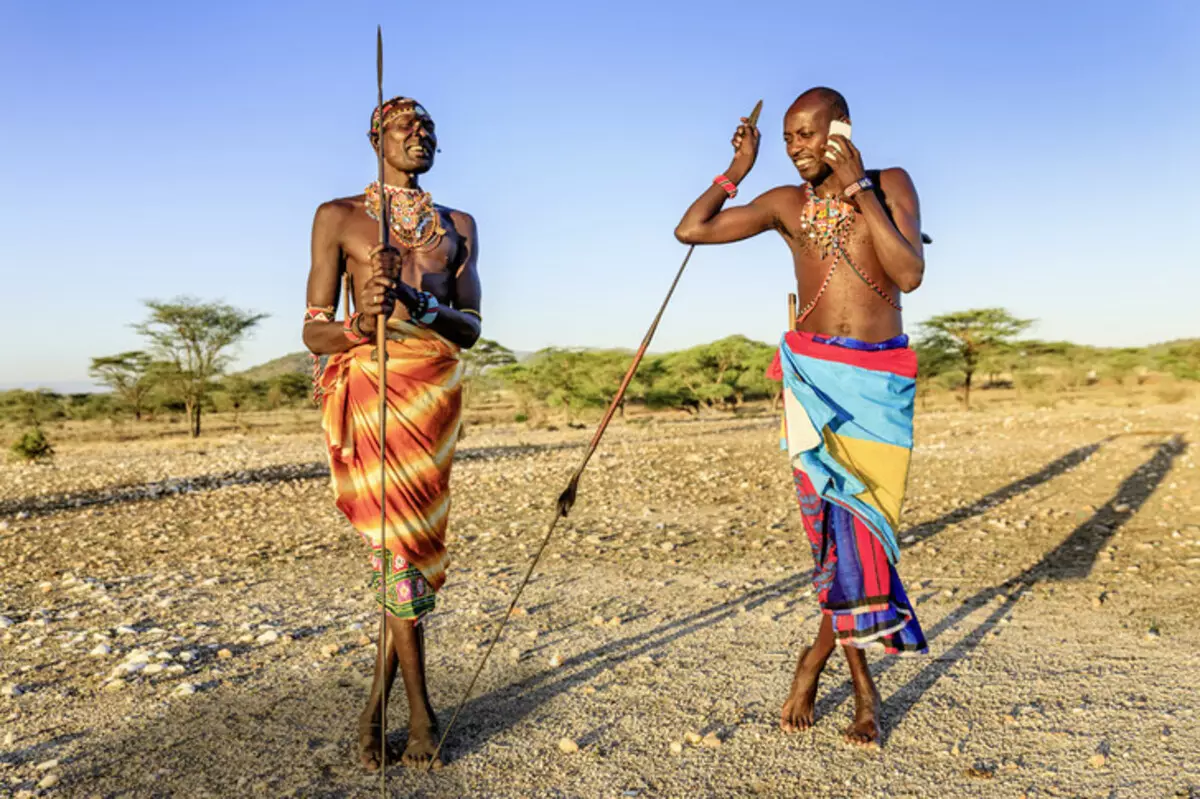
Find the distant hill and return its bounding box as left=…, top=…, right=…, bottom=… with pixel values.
left=238, top=348, right=539, bottom=380
left=236, top=352, right=312, bottom=381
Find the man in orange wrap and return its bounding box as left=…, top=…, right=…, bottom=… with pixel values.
left=302, top=96, right=481, bottom=770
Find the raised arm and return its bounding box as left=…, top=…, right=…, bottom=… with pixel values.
left=675, top=114, right=779, bottom=244
left=864, top=167, right=925, bottom=292
left=824, top=134, right=925, bottom=292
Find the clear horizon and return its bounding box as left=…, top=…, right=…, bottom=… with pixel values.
left=2, top=1, right=1197, bottom=392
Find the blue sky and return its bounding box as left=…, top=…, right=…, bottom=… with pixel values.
left=1, top=1, right=1197, bottom=390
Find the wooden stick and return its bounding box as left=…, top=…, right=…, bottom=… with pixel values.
left=787, top=292, right=797, bottom=331
left=374, top=24, right=391, bottom=791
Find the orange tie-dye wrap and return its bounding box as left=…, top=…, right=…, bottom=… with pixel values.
left=315, top=321, right=463, bottom=611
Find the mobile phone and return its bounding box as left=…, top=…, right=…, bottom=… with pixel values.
left=826, top=119, right=852, bottom=157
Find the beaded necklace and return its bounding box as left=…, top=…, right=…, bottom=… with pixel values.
left=794, top=183, right=901, bottom=325
left=364, top=181, right=446, bottom=251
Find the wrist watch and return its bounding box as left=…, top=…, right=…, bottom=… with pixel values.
left=842, top=176, right=873, bottom=199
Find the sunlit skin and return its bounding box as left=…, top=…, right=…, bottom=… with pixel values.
left=676, top=88, right=926, bottom=746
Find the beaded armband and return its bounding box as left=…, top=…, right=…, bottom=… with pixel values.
left=304, top=306, right=334, bottom=324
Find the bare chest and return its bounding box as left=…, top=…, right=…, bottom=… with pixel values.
left=343, top=204, right=461, bottom=295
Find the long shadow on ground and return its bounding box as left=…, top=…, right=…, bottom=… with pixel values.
left=813, top=434, right=1186, bottom=741
left=0, top=422, right=774, bottom=519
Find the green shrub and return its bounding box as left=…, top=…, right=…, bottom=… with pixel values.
left=9, top=427, right=54, bottom=462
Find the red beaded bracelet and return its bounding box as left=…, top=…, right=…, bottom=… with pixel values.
left=713, top=174, right=738, bottom=199
left=343, top=313, right=370, bottom=345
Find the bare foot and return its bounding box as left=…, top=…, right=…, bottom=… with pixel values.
left=401, top=717, right=443, bottom=770
left=843, top=687, right=882, bottom=748
left=357, top=717, right=384, bottom=772
left=781, top=646, right=826, bottom=733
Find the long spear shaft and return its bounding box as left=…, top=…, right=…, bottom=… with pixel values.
left=428, top=97, right=762, bottom=771
left=374, top=24, right=391, bottom=792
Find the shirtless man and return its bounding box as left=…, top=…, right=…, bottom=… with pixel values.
left=676, top=87, right=929, bottom=746
left=303, top=96, right=481, bottom=769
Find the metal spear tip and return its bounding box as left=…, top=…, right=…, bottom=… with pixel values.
left=747, top=99, right=763, bottom=128
left=557, top=478, right=580, bottom=518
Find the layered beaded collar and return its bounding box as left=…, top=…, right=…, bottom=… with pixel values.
left=364, top=181, right=446, bottom=251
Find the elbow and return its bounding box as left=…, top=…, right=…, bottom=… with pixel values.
left=897, top=259, right=925, bottom=293
left=674, top=223, right=699, bottom=244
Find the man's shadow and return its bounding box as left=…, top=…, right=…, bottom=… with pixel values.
left=812, top=434, right=1186, bottom=741
left=434, top=436, right=1117, bottom=760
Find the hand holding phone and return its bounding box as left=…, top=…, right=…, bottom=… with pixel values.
left=826, top=119, right=852, bottom=155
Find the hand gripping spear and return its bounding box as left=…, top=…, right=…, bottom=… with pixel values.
left=374, top=24, right=393, bottom=792
left=428, top=100, right=764, bottom=770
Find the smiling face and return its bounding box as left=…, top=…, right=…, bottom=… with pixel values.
left=370, top=98, right=437, bottom=175
left=782, top=89, right=849, bottom=183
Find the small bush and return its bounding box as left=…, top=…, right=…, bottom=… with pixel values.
left=513, top=413, right=529, bottom=423
left=9, top=427, right=54, bottom=462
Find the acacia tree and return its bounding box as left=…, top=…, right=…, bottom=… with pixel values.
left=459, top=338, right=517, bottom=406
left=917, top=308, right=1032, bottom=409
left=135, top=298, right=266, bottom=437
left=89, top=351, right=155, bottom=420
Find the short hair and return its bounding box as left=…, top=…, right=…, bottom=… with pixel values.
left=795, top=87, right=850, bottom=121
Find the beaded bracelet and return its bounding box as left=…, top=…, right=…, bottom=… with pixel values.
left=411, top=292, right=440, bottom=326
left=842, top=176, right=873, bottom=199
left=343, top=313, right=370, bottom=345
left=713, top=174, right=738, bottom=199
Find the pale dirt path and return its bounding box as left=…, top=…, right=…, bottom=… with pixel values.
left=2, top=403, right=1199, bottom=797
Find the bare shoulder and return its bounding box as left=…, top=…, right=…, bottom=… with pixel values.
left=877, top=168, right=919, bottom=205
left=757, top=184, right=806, bottom=207
left=442, top=207, right=478, bottom=237
left=313, top=195, right=362, bottom=231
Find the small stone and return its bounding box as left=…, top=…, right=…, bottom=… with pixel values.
left=1114, top=503, right=1130, bottom=513
left=510, top=607, right=528, bottom=617
left=173, top=683, right=196, bottom=697
left=591, top=616, right=606, bottom=627
left=701, top=732, right=722, bottom=748
left=1161, top=726, right=1171, bottom=740
left=2, top=683, right=23, bottom=698
left=607, top=616, right=623, bottom=627
left=548, top=653, right=564, bottom=668
left=256, top=630, right=280, bottom=645
left=144, top=663, right=165, bottom=676
left=217, top=648, right=233, bottom=659
left=4, top=731, right=14, bottom=747
left=684, top=731, right=703, bottom=746
left=38, top=773, right=61, bottom=789
left=178, top=651, right=196, bottom=663
left=669, top=741, right=683, bottom=755
left=1088, top=753, right=1107, bottom=769
left=0, top=616, right=13, bottom=628
left=557, top=737, right=579, bottom=754
left=39, top=582, right=54, bottom=593
left=116, top=626, right=137, bottom=636
left=122, top=661, right=147, bottom=675
left=35, top=759, right=59, bottom=771
left=89, top=643, right=112, bottom=657
left=357, top=635, right=372, bottom=647
left=103, top=680, right=126, bottom=693
left=659, top=542, right=675, bottom=553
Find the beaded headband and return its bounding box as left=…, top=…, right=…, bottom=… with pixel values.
left=369, top=96, right=432, bottom=137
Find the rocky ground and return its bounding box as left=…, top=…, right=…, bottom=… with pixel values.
left=2, top=401, right=1199, bottom=798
